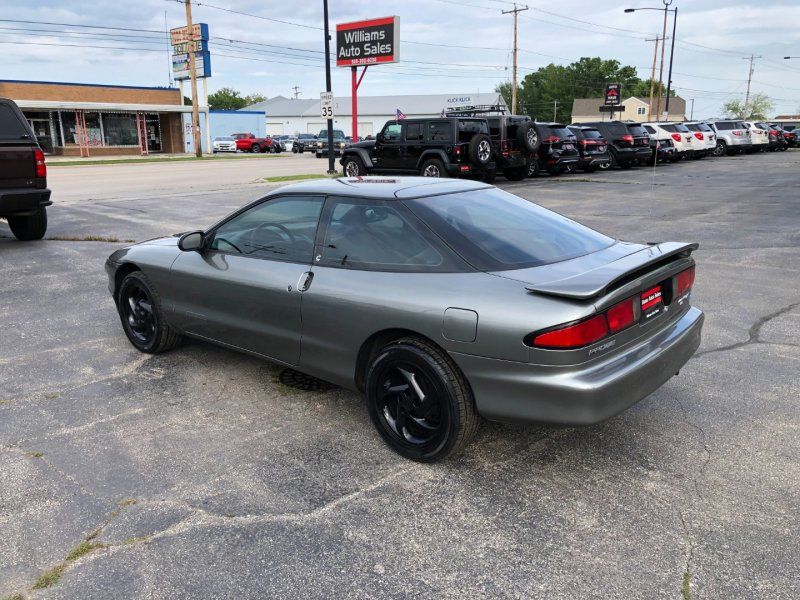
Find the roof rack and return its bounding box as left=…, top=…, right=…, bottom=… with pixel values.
left=445, top=104, right=508, bottom=117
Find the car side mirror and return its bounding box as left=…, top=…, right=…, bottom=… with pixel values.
left=376, top=133, right=384, bottom=142
left=178, top=230, right=205, bottom=252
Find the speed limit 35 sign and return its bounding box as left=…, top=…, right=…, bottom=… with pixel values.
left=320, top=92, right=334, bottom=119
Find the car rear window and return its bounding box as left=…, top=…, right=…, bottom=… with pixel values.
left=405, top=188, right=614, bottom=271
left=626, top=125, right=648, bottom=137
left=715, top=122, right=736, bottom=130
left=685, top=123, right=711, bottom=132
left=457, top=120, right=488, bottom=143
left=567, top=127, right=584, bottom=140
left=0, top=104, right=31, bottom=140
left=580, top=128, right=603, bottom=139
left=674, top=124, right=690, bottom=133
left=548, top=125, right=575, bottom=140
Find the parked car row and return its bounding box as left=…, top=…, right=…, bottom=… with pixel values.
left=212, top=133, right=285, bottom=154
left=338, top=111, right=796, bottom=182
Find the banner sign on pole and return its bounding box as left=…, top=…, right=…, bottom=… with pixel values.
left=604, top=83, right=621, bottom=106
left=336, top=16, right=399, bottom=67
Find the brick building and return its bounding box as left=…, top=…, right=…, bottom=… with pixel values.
left=0, top=79, right=208, bottom=156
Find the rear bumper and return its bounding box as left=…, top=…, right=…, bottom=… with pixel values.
left=451, top=306, right=704, bottom=425
left=578, top=154, right=610, bottom=168
left=0, top=188, right=52, bottom=216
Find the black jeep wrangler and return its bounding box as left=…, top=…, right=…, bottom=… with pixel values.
left=0, top=97, right=51, bottom=240
left=340, top=117, right=496, bottom=180
left=446, top=106, right=540, bottom=181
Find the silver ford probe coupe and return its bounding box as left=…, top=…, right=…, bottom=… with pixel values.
left=106, top=177, right=703, bottom=461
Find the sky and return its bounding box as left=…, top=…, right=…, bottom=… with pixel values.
left=2, top=0, right=800, bottom=119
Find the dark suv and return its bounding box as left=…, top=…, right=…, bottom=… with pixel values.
left=315, top=129, right=348, bottom=158
left=530, top=122, right=579, bottom=176
left=340, top=117, right=495, bottom=179
left=0, top=98, right=51, bottom=240
left=567, top=125, right=611, bottom=172
left=292, top=133, right=317, bottom=153
left=579, top=121, right=652, bottom=168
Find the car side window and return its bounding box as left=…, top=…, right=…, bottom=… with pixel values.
left=644, top=125, right=656, bottom=134
left=210, top=195, right=324, bottom=263
left=383, top=123, right=401, bottom=141
left=405, top=122, right=424, bottom=141
left=427, top=122, right=451, bottom=142
left=318, top=199, right=445, bottom=270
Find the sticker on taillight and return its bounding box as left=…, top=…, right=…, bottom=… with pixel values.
left=641, top=285, right=663, bottom=320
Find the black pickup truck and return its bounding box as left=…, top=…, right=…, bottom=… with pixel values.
left=0, top=98, right=51, bottom=240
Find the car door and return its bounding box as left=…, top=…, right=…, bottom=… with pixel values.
left=169, top=194, right=324, bottom=365
left=373, top=122, right=403, bottom=169
left=401, top=122, right=425, bottom=171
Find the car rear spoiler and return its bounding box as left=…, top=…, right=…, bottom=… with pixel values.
left=525, top=242, right=699, bottom=300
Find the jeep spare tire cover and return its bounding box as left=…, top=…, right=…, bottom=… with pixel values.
left=469, top=134, right=492, bottom=165
left=518, top=121, right=539, bottom=152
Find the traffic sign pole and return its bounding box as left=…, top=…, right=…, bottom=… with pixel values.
left=323, top=0, right=335, bottom=174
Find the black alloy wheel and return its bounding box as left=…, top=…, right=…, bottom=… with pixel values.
left=117, top=272, right=182, bottom=354
left=251, top=144, right=261, bottom=153
left=343, top=156, right=365, bottom=177
left=420, top=158, right=447, bottom=177
left=527, top=159, right=540, bottom=177
left=713, top=140, right=726, bottom=157
left=366, top=338, right=478, bottom=461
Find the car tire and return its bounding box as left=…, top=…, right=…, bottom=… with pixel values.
left=8, top=207, right=47, bottom=241
left=366, top=337, right=479, bottom=462
left=714, top=140, right=726, bottom=157
left=527, top=159, right=540, bottom=178
left=250, top=144, right=261, bottom=154
left=468, top=134, right=493, bottom=166
left=596, top=160, right=610, bottom=171
left=315, top=152, right=322, bottom=159
left=564, top=163, right=577, bottom=174
left=482, top=170, right=497, bottom=184
left=547, top=166, right=563, bottom=176
left=503, top=166, right=528, bottom=181
left=609, top=148, right=619, bottom=168
left=420, top=158, right=448, bottom=177
left=117, top=271, right=182, bottom=354
left=342, top=156, right=366, bottom=177
left=517, top=121, right=539, bottom=152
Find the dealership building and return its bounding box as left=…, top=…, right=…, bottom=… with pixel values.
left=244, top=93, right=508, bottom=137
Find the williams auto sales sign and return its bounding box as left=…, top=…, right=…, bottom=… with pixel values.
left=336, top=16, right=399, bottom=67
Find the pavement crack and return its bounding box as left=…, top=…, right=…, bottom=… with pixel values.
left=693, top=301, right=800, bottom=358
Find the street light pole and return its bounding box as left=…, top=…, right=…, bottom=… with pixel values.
left=655, top=1, right=670, bottom=119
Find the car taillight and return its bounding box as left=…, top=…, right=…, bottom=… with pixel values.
left=34, top=148, right=46, bottom=178
left=620, top=134, right=633, bottom=144
left=454, top=145, right=461, bottom=156
left=694, top=132, right=704, bottom=140
left=676, top=266, right=695, bottom=296
left=733, top=130, right=743, bottom=136
left=671, top=133, right=682, bottom=142
left=606, top=297, right=636, bottom=334
left=543, top=135, right=560, bottom=143
left=530, top=314, right=608, bottom=349
left=527, top=296, right=637, bottom=349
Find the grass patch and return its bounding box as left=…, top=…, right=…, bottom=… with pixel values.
left=50, top=154, right=287, bottom=167
left=32, top=564, right=66, bottom=589
left=65, top=541, right=102, bottom=562
left=26, top=451, right=43, bottom=458
left=262, top=173, right=333, bottom=183
left=117, top=498, right=137, bottom=507
left=2, top=594, right=25, bottom=600
left=683, top=570, right=692, bottom=599
left=46, top=235, right=134, bottom=243
left=120, top=536, right=150, bottom=545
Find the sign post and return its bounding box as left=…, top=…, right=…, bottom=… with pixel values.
left=171, top=16, right=210, bottom=157
left=336, top=16, right=399, bottom=141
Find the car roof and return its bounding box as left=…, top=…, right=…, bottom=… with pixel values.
left=267, top=176, right=492, bottom=200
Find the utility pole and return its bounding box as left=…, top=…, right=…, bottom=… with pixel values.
left=553, top=99, right=558, bottom=121
left=292, top=85, right=301, bottom=99
left=322, top=0, right=335, bottom=174
left=689, top=98, right=694, bottom=120
left=164, top=11, right=173, bottom=87
left=664, top=5, right=677, bottom=115
left=502, top=3, right=529, bottom=115
left=646, top=36, right=660, bottom=121
left=184, top=0, right=202, bottom=157
left=743, top=54, right=761, bottom=116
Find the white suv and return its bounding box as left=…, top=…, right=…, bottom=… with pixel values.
left=684, top=122, right=717, bottom=156
left=707, top=120, right=752, bottom=156
left=642, top=122, right=700, bottom=160
left=742, top=121, right=768, bottom=152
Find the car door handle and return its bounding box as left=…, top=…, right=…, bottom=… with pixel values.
left=296, top=271, right=314, bottom=292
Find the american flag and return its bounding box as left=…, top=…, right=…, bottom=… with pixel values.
left=395, top=108, right=406, bottom=121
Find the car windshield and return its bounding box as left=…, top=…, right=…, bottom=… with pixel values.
left=214, top=136, right=234, bottom=141
left=299, top=134, right=315, bottom=139
left=405, top=188, right=614, bottom=271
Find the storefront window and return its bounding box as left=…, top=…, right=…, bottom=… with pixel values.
left=103, top=114, right=138, bottom=146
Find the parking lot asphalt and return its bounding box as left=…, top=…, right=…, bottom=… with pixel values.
left=1, top=151, right=798, bottom=599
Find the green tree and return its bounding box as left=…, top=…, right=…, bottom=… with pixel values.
left=498, top=57, right=641, bottom=123
left=208, top=87, right=248, bottom=110
left=723, top=94, right=774, bottom=120
left=244, top=93, right=267, bottom=106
